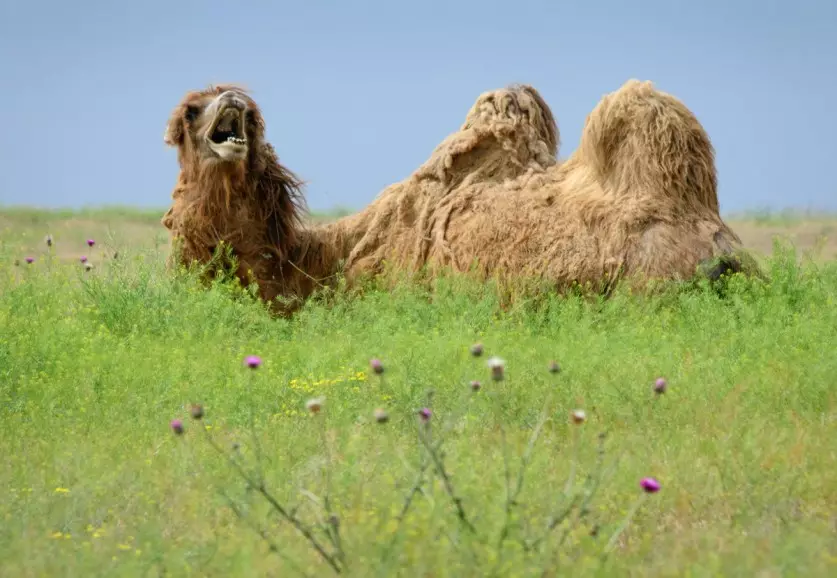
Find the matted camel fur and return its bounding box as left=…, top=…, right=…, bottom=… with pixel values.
left=162, top=80, right=752, bottom=314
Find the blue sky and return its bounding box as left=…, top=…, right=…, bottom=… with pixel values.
left=1, top=0, right=834, bottom=215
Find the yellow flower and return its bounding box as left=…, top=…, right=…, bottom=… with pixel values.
left=54, top=487, right=70, bottom=494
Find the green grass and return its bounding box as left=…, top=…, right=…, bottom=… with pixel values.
left=0, top=204, right=356, bottom=226
left=1, top=228, right=837, bottom=577
left=724, top=207, right=837, bottom=227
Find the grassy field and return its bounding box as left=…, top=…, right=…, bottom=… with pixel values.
left=2, top=207, right=837, bottom=576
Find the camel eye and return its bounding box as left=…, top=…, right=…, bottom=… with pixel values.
left=184, top=105, right=201, bottom=123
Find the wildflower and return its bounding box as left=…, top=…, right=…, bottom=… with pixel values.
left=487, top=356, right=505, bottom=381
left=370, top=358, right=384, bottom=374
left=306, top=397, right=324, bottom=414
left=189, top=404, right=204, bottom=420
left=548, top=360, right=561, bottom=374
left=80, top=256, right=87, bottom=263
left=45, top=234, right=53, bottom=247
left=170, top=419, right=184, bottom=435
left=470, top=343, right=484, bottom=357
left=640, top=477, right=661, bottom=493
left=470, top=380, right=481, bottom=392
left=87, top=239, right=95, bottom=247
left=244, top=355, right=262, bottom=369
left=374, top=408, right=389, bottom=423
left=25, top=256, right=34, bottom=264
left=571, top=409, right=586, bottom=424
left=418, top=407, right=432, bottom=422
left=654, top=377, right=667, bottom=394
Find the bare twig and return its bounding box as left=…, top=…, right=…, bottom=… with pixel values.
left=417, top=422, right=477, bottom=535
left=318, top=414, right=347, bottom=569
left=496, top=407, right=549, bottom=553
left=218, top=488, right=312, bottom=578
left=246, top=373, right=266, bottom=485
left=524, top=432, right=604, bottom=553
left=380, top=452, right=432, bottom=565
left=201, top=427, right=343, bottom=574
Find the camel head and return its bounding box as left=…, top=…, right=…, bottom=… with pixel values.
left=163, top=84, right=268, bottom=173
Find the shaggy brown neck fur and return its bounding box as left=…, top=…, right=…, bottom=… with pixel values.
left=175, top=141, right=305, bottom=261
left=164, top=141, right=365, bottom=315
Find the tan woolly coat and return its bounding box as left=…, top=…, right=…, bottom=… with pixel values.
left=163, top=80, right=752, bottom=314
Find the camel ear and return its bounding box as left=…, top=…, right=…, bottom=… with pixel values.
left=164, top=110, right=185, bottom=146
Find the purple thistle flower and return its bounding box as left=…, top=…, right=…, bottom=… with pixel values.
left=640, top=477, right=661, bottom=493
left=470, top=343, right=484, bottom=357
left=654, top=377, right=667, bottom=394
left=370, top=358, right=384, bottom=374
left=418, top=408, right=432, bottom=422
left=80, top=256, right=88, bottom=263
left=170, top=419, right=184, bottom=435
left=25, top=256, right=34, bottom=264
left=86, top=239, right=95, bottom=248
left=244, top=355, right=262, bottom=369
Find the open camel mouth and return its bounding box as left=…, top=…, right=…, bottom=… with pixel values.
left=207, top=107, right=248, bottom=159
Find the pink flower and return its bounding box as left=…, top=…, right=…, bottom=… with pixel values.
left=654, top=377, right=667, bottom=394
left=25, top=257, right=34, bottom=264
left=80, top=256, right=88, bottom=263
left=640, top=477, right=661, bottom=493
left=170, top=419, right=184, bottom=435
left=370, top=358, right=384, bottom=374
left=418, top=408, right=432, bottom=422
left=86, top=239, right=95, bottom=248
left=244, top=355, right=262, bottom=369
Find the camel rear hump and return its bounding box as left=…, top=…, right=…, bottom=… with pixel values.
left=576, top=79, right=719, bottom=216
